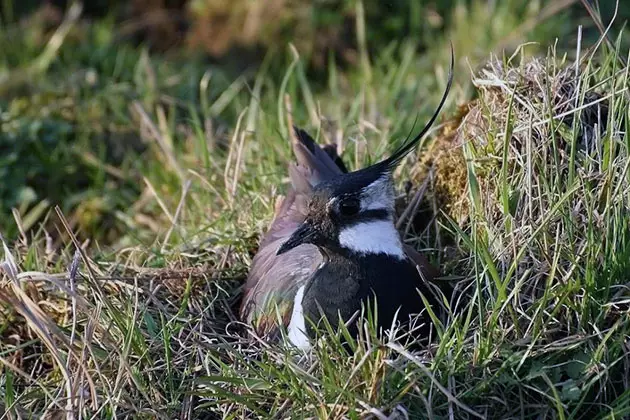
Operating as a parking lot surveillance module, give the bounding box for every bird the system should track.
[240,53,454,350]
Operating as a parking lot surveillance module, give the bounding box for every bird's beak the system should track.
[276,222,318,256]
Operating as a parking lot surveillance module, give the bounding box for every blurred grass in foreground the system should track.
[0,0,608,244]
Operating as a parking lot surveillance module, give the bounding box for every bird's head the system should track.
[276,168,403,258]
[277,48,454,259]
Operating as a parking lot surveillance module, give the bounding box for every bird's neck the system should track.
[336,218,406,260]
[301,248,419,335]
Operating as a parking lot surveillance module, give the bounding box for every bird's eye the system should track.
[338,197,361,216]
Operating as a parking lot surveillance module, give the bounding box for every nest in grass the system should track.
[416,55,613,230]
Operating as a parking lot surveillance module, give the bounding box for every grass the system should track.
[1,0,630,418]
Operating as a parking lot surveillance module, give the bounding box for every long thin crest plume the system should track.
[377,44,454,171]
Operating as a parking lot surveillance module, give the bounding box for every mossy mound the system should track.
[417,55,614,234]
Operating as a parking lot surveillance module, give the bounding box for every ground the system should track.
[0,1,629,419]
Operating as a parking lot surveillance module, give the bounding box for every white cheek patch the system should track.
[338,220,405,259]
[360,176,395,211]
[287,285,311,350]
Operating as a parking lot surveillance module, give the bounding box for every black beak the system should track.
[276,222,318,256]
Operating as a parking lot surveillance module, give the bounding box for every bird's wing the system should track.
[403,244,450,312]
[402,244,439,282]
[240,128,345,337]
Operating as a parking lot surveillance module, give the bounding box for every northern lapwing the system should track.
[241,52,454,350]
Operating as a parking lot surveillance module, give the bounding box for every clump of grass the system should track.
[436,37,630,416]
[0,219,244,418]
[452,40,628,287]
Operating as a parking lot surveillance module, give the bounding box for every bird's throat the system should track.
[338,219,405,260]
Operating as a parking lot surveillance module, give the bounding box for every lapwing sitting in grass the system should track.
[241,53,454,350]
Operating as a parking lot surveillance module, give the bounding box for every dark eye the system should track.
[338,197,361,216]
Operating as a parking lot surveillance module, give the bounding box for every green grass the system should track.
[1,1,630,418]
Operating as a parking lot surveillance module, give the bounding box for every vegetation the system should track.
[0,0,629,418]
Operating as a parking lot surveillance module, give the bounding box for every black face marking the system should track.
[332,204,389,229]
[338,197,361,216]
[277,166,395,252]
[353,209,389,223]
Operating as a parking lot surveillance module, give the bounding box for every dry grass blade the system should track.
[396,173,431,234]
[162,179,192,251]
[132,101,185,180]
[0,236,80,419]
[387,343,484,419]
[224,108,248,206]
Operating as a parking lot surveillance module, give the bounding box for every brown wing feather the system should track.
[240,129,343,336]
[403,244,439,281]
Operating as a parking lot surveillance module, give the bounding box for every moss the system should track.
[413,55,613,234]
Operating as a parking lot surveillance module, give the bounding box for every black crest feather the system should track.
[377,44,454,171]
